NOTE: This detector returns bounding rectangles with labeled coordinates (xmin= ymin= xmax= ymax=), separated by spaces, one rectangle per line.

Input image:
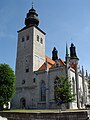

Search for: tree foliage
xmin=54 ymin=77 xmax=75 ymax=104
xmin=0 ymin=64 xmax=15 ymax=107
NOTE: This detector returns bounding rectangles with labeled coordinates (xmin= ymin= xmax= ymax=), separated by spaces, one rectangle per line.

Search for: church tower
xmin=13 ymin=5 xmax=46 ymax=108
xmin=16 ymin=5 xmax=45 ymax=85
xmin=70 ymin=43 xmax=80 ymax=109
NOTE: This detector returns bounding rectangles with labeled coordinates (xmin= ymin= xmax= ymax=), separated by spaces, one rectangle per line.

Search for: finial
xmin=32 ymin=1 xmax=34 ymax=9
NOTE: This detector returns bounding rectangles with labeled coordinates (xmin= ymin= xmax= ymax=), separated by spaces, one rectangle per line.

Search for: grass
xmin=3 ymin=109 xmax=59 ymax=113
xmin=2 ymin=108 xmax=90 ymax=113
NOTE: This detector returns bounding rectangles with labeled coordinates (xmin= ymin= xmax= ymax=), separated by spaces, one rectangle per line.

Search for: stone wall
xmin=0 ymin=111 xmax=89 ymax=120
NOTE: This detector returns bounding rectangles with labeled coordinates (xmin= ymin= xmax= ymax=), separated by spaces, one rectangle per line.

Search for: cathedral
xmin=12 ymin=5 xmax=90 ymax=109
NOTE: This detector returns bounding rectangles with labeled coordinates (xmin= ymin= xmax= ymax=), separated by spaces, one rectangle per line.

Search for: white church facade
xmin=12 ymin=5 xmax=90 ymax=109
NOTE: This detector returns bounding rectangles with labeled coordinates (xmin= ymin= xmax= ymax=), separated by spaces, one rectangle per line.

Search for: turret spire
xmin=52 ymin=47 xmax=58 ymax=61
xmin=70 ymin=43 xmax=79 ymax=60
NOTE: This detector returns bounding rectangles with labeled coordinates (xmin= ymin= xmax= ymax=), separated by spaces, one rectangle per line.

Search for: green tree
xmin=54 ymin=77 xmax=75 ymax=105
xmin=0 ymin=64 xmax=15 ymax=109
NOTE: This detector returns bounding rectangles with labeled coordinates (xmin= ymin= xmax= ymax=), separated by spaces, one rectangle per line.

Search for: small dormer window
xmin=37 ymin=35 xmax=39 ymax=42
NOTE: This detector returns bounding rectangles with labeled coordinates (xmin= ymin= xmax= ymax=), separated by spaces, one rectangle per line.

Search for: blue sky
xmin=0 ymin=0 xmax=90 ymax=74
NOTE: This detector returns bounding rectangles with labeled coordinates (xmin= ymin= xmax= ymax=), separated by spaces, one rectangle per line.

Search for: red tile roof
xmin=39 ymin=56 xmax=65 ymax=71
xmin=39 ymin=56 xmax=55 ymax=70
xmin=39 ymin=55 xmax=77 ymax=71
xmin=58 ymin=58 xmax=66 ymax=66
xmin=45 ymin=56 xmax=55 ymax=65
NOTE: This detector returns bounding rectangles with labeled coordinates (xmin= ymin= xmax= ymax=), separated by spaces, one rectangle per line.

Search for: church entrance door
xmin=20 ymin=98 xmax=26 ymax=109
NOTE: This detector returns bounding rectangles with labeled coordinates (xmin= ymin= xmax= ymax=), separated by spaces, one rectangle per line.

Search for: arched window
xmin=20 ymin=98 xmax=26 ymax=109
xmin=37 ymin=35 xmax=39 ymax=42
xmin=54 ymin=76 xmax=59 ymax=85
xmin=54 ymin=76 xmax=59 ymax=99
xmin=40 ymin=38 xmax=43 ymax=44
xmin=40 ymin=80 xmax=46 ymax=101
xmin=26 ymin=35 xmax=29 ymax=40
xmin=22 ymin=37 xmax=24 ymax=42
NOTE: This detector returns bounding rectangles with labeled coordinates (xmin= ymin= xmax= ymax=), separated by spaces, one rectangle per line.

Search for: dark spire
xmin=52 ymin=47 xmax=58 ymax=61
xmin=25 ymin=4 xmax=39 ymax=27
xmin=66 ymin=43 xmax=69 ymax=57
xmin=70 ymin=43 xmax=79 ymax=60
xmin=86 ymin=70 xmax=88 ymax=77
xmin=82 ymin=66 xmax=84 ymax=75
xmin=65 ymin=43 xmax=70 ymax=67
